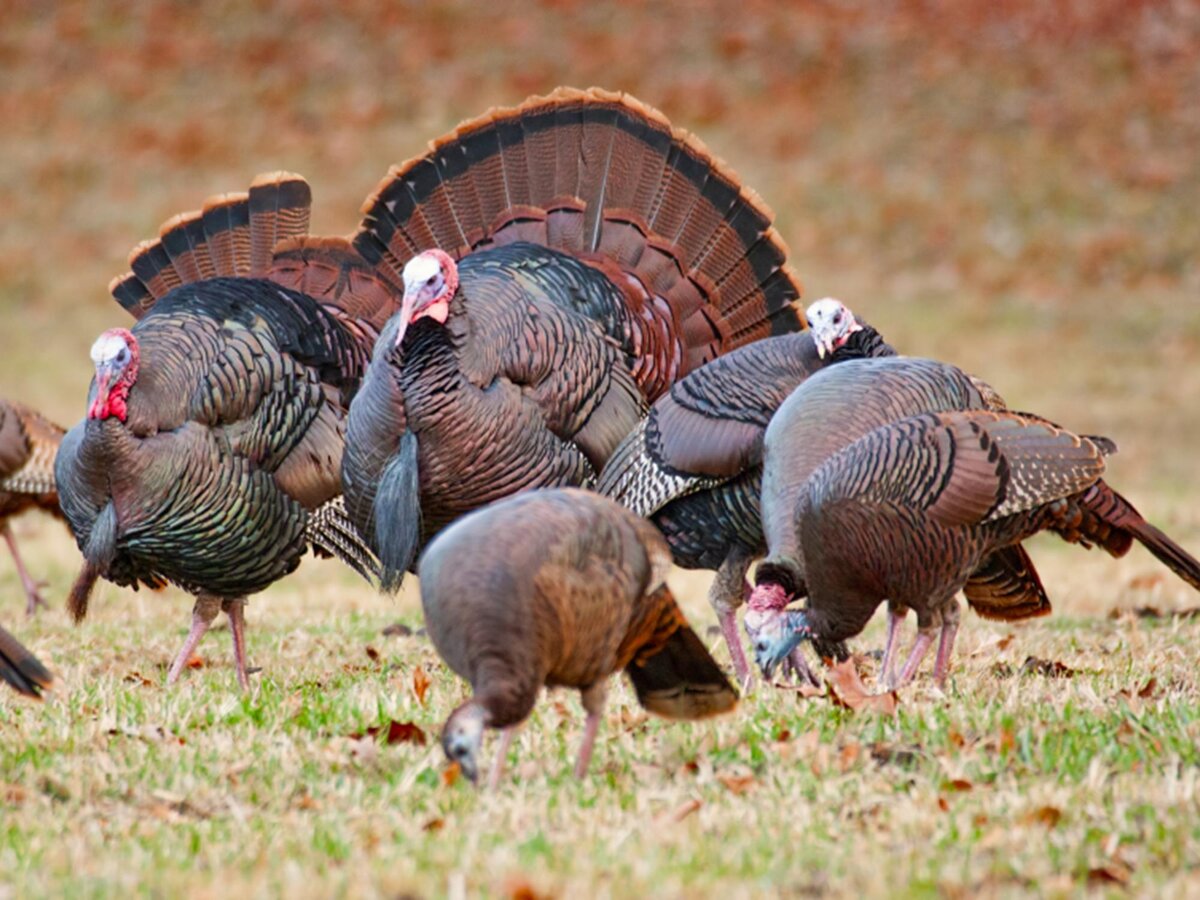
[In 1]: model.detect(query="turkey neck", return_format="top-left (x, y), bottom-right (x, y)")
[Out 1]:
top-left (391, 312), bottom-right (469, 421)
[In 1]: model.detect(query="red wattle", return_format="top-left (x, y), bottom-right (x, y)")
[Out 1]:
top-left (746, 582), bottom-right (791, 613)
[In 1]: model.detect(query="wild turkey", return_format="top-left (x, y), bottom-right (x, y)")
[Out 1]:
top-left (55, 173), bottom-right (396, 689)
top-left (0, 399), bottom-right (66, 615)
top-left (0, 623), bottom-right (54, 698)
top-left (340, 87), bottom-right (804, 590)
top-left (746, 359), bottom-right (1200, 687)
top-left (417, 487), bottom-right (737, 786)
top-left (597, 297), bottom-right (895, 686)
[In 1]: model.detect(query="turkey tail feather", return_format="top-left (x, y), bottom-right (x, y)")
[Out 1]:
top-left (374, 430), bottom-right (422, 593)
top-left (0, 625), bottom-right (54, 698)
top-left (354, 86), bottom-right (804, 380)
top-left (626, 623), bottom-right (738, 720)
top-left (1083, 485), bottom-right (1200, 591)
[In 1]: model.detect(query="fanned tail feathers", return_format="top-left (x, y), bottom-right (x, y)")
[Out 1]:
top-left (353, 86), bottom-right (804, 383)
top-left (108, 174), bottom-right (402, 335)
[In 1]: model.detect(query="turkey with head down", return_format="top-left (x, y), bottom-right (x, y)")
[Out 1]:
top-left (55, 173), bottom-right (397, 690)
top-left (0, 399), bottom-right (67, 616)
top-left (418, 487), bottom-right (737, 787)
top-left (746, 358), bottom-right (1200, 688)
top-left (597, 297), bottom-right (895, 688)
top-left (340, 87), bottom-right (806, 592)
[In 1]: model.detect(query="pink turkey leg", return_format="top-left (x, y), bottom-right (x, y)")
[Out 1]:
top-left (4, 525), bottom-right (47, 617)
top-left (879, 606), bottom-right (907, 686)
top-left (224, 598), bottom-right (251, 692)
top-left (574, 682), bottom-right (608, 779)
top-left (891, 628), bottom-right (936, 689)
top-left (166, 596), bottom-right (221, 685)
top-left (488, 726), bottom-right (517, 790)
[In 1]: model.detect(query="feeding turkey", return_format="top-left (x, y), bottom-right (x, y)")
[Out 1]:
top-left (54, 173), bottom-right (398, 690)
top-left (746, 358), bottom-right (1200, 688)
top-left (340, 86), bottom-right (805, 591)
top-left (597, 297), bottom-right (895, 687)
top-left (417, 488), bottom-right (737, 787)
top-left (0, 399), bottom-right (67, 616)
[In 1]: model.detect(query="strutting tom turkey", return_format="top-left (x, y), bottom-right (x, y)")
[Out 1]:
top-left (418, 488), bottom-right (737, 786)
top-left (746, 357), bottom-right (1200, 687)
top-left (598, 298), bottom-right (895, 687)
top-left (0, 399), bottom-right (67, 616)
top-left (55, 173), bottom-right (397, 689)
top-left (340, 87), bottom-right (806, 590)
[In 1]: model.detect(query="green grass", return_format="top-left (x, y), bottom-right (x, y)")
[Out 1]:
top-left (2, 1), bottom-right (1200, 896)
top-left (3, 529), bottom-right (1200, 897)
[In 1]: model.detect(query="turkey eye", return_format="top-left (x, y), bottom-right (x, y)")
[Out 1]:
top-left (425, 275), bottom-right (437, 287)
top-left (833, 313), bottom-right (842, 324)
top-left (117, 349), bottom-right (129, 363)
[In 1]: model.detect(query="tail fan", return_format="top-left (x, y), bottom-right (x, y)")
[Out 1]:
top-left (0, 625), bottom-right (54, 698)
top-left (353, 86), bottom-right (804, 388)
top-left (108, 175), bottom-right (403, 340)
top-left (965, 544), bottom-right (1052, 620)
top-left (373, 430), bottom-right (423, 593)
top-left (626, 623), bottom-right (738, 719)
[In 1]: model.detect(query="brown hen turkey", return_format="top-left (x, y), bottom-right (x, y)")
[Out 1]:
top-left (747, 358), bottom-right (1200, 687)
top-left (55, 173), bottom-right (395, 689)
top-left (418, 487), bottom-right (737, 786)
top-left (341, 87), bottom-right (805, 591)
top-left (0, 399), bottom-right (66, 615)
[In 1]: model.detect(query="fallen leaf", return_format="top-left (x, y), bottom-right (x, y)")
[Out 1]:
top-left (656, 798), bottom-right (702, 825)
top-left (838, 742), bottom-right (861, 772)
top-left (186, 656), bottom-right (205, 670)
top-left (619, 707), bottom-right (649, 731)
top-left (774, 727), bottom-right (792, 742)
top-left (825, 658), bottom-right (899, 714)
top-left (124, 671), bottom-right (154, 687)
top-left (412, 666), bottom-right (431, 706)
top-left (716, 772), bottom-right (756, 795)
top-left (295, 793), bottom-right (319, 811)
top-left (1087, 863), bottom-right (1131, 886)
top-left (347, 719), bottom-right (427, 746)
top-left (423, 817), bottom-right (445, 832)
top-left (365, 645), bottom-right (381, 663)
top-left (937, 796), bottom-right (950, 812)
top-left (971, 633), bottom-right (1014, 656)
top-left (506, 878), bottom-right (551, 900)
top-left (942, 778), bottom-right (973, 792)
top-left (2, 783), bottom-right (26, 806)
top-left (1119, 677), bottom-right (1158, 700)
top-left (1022, 805), bottom-right (1062, 828)
top-left (442, 762), bottom-right (461, 787)
top-left (381, 622), bottom-right (413, 637)
top-left (1127, 572), bottom-right (1164, 591)
top-left (1021, 656), bottom-right (1075, 678)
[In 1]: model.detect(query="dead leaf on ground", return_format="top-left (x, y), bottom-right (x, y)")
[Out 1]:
top-left (381, 622), bottom-right (413, 637)
top-left (123, 671), bottom-right (154, 686)
top-left (971, 633), bottom-right (1014, 656)
top-left (1118, 677), bottom-right (1158, 700)
top-left (1127, 572), bottom-right (1164, 591)
top-left (347, 719), bottom-right (427, 746)
top-left (1022, 805), bottom-right (1062, 828)
top-left (1021, 656), bottom-right (1075, 678)
top-left (717, 771), bottom-right (756, 795)
top-left (942, 778), bottom-right (973, 792)
top-left (2, 783), bottom-right (26, 806)
top-left (365, 645), bottom-right (380, 663)
top-left (1087, 862), bottom-right (1132, 886)
top-left (825, 658), bottom-right (899, 714)
top-left (869, 743), bottom-right (920, 767)
top-left (442, 762), bottom-right (461, 787)
top-left (423, 817), bottom-right (445, 832)
top-left (412, 665), bottom-right (431, 706)
top-left (656, 798), bottom-right (702, 825)
top-left (506, 878), bottom-right (553, 900)
top-left (186, 656), bottom-right (205, 670)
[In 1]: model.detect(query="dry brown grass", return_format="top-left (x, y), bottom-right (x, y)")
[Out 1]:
top-left (1, 1), bottom-right (1199, 896)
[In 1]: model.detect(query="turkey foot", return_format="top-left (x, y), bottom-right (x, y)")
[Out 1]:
top-left (931, 601), bottom-right (960, 687)
top-left (889, 627), bottom-right (935, 690)
top-left (4, 525), bottom-right (48, 617)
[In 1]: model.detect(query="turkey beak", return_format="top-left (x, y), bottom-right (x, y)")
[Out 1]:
top-left (750, 612), bottom-right (807, 680)
top-left (812, 330), bottom-right (833, 360)
top-left (442, 732), bottom-right (479, 785)
top-left (88, 365), bottom-right (114, 418)
top-left (392, 292), bottom-right (418, 351)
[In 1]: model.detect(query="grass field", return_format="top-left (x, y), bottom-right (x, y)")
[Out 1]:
top-left (2, 2), bottom-right (1199, 897)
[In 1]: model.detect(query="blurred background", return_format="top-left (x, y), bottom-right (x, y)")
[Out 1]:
top-left (2, 0), bottom-right (1198, 610)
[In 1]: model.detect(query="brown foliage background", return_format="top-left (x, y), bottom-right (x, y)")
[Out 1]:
top-left (2, 0), bottom-right (1198, 499)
